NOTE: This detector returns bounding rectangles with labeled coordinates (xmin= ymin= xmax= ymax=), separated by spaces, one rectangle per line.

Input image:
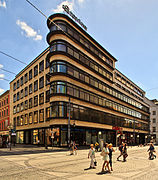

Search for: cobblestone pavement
xmin=0 ymin=146 xmax=158 ymax=180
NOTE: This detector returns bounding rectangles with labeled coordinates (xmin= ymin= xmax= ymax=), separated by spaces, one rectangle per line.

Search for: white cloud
xmin=0 ymin=88 xmax=4 ymax=94
xmin=0 ymin=64 xmax=3 ymax=69
xmin=0 ymin=74 xmax=4 ymax=78
xmin=53 ymin=1 xmax=74 ymax=13
xmin=16 ymin=20 xmax=42 ymax=41
xmin=34 ymin=34 xmax=42 ymax=41
xmin=77 ymin=0 xmax=84 ymax=4
xmin=0 ymin=0 xmax=6 ymax=8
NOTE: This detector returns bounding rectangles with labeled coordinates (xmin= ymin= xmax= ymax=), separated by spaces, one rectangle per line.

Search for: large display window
xmin=16 ymin=131 xmax=24 ymax=144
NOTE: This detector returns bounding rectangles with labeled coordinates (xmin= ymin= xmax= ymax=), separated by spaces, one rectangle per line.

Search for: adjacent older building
xmin=144 ymin=98 xmax=158 ymax=143
xmin=10 ymin=13 xmax=150 ymax=146
xmin=0 ymin=90 xmax=10 ymax=146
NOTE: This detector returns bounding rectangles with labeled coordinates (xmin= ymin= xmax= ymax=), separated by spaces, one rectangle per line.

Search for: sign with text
xmin=62 ymin=5 xmax=87 ymax=31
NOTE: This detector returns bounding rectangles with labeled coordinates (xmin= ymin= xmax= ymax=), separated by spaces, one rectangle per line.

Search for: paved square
xmin=0 ymin=146 xmax=157 ymax=180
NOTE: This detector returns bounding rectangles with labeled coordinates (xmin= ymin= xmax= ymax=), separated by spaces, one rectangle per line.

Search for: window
xmin=6 ymin=107 xmax=8 ymax=115
xmin=153 ymin=111 xmax=156 ymax=115
xmin=17 ymin=80 xmax=19 ymax=88
xmin=46 ymin=90 xmax=50 ymax=102
xmin=46 ymin=107 xmax=50 ymax=119
xmin=29 ymin=98 xmax=33 ymax=108
xmin=13 ymin=83 xmax=16 ymax=91
xmin=29 ymin=84 xmax=33 ymax=94
xmin=34 ymin=111 xmax=38 ymax=123
xmin=17 ymin=92 xmax=20 ymax=101
xmin=46 ymin=58 xmax=49 ymax=68
xmin=21 ymin=89 xmax=23 ymax=99
xmin=34 ymin=80 xmax=38 ymax=92
xmin=25 ymin=114 xmax=28 ymax=125
xmin=13 ymin=117 xmax=16 ymax=127
xmin=24 ymin=73 xmax=28 ymax=83
xmin=21 ymin=102 xmax=24 ymax=111
xmin=20 ymin=115 xmax=24 ymax=126
xmin=29 ymin=69 xmax=32 ymax=80
xmin=39 ymin=60 xmax=44 ymax=72
xmin=46 ymin=74 xmax=50 ymax=85
xmin=25 ymin=87 xmax=28 ymax=96
xmin=50 ymin=41 xmax=66 ymax=52
xmin=153 ymin=127 xmax=156 ymax=132
xmin=39 ymin=109 xmax=44 ymax=122
xmin=17 ymin=116 xmax=20 ymax=126
xmin=39 ymin=76 xmax=44 ymax=89
xmin=20 ymin=76 xmax=23 ymax=86
xmin=34 ymin=65 xmax=38 ymax=77
xmin=39 ymin=93 xmax=44 ymax=104
xmin=34 ymin=95 xmax=38 ymax=107
xmin=13 ymin=106 xmax=16 ymax=114
xmin=25 ymin=100 xmax=28 ymax=110
xmin=29 ymin=113 xmax=33 ymax=124
xmin=153 ymin=118 xmax=156 ymax=123
xmin=13 ymin=94 xmax=16 ymax=102
xmin=17 ymin=104 xmax=20 ymax=112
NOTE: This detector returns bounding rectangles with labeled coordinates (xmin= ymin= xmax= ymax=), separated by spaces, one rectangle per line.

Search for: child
xmin=88 ymin=144 xmax=96 ymax=169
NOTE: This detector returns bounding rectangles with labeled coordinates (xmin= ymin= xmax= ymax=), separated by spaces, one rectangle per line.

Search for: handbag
xmin=94 ymin=159 xmax=97 ymax=166
xmin=100 ymin=149 xmax=106 ymax=156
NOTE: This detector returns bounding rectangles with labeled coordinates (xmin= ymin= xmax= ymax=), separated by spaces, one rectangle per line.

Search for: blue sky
xmin=0 ymin=0 xmax=158 ymax=99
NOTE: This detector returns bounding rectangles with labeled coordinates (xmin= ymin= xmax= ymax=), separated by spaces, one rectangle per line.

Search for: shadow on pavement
xmin=0 ymin=148 xmax=68 ymax=156
xmin=96 ymin=171 xmax=110 ymax=175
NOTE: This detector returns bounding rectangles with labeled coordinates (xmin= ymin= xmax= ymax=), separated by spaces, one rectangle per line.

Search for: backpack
xmin=119 ymin=145 xmax=122 ymax=151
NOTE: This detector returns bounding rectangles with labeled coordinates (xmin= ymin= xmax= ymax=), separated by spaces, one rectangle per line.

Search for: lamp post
xmin=68 ymin=97 xmax=71 ymax=149
xmin=137 ymin=134 xmax=139 ymax=145
xmin=131 ymin=134 xmax=133 ymax=147
xmin=145 ymin=135 xmax=147 ymax=145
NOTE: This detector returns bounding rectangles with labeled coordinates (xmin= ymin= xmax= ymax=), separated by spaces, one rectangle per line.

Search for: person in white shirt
xmin=101 ymin=143 xmax=110 ymax=173
xmin=88 ymin=144 xmax=96 ymax=169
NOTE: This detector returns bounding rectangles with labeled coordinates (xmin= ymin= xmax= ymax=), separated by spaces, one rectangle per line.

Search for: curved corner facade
xmin=10 ymin=13 xmax=150 ymax=147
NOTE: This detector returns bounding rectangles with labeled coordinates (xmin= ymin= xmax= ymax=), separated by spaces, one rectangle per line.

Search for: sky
xmin=0 ymin=0 xmax=158 ymax=99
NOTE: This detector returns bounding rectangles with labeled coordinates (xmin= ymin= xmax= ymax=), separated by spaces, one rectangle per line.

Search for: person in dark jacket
xmin=108 ymin=143 xmax=115 ymax=171
xmin=123 ymin=143 xmax=128 ymax=162
xmin=117 ymin=142 xmax=124 ymax=161
xmin=148 ymin=143 xmax=156 ymax=159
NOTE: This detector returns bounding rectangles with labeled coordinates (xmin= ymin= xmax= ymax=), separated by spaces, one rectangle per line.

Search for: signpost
xmin=112 ymin=126 xmax=123 ymax=149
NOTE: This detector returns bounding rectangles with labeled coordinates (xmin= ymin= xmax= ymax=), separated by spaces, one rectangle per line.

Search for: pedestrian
xmin=117 ymin=142 xmax=124 ymax=161
xmin=88 ymin=144 xmax=96 ymax=169
xmin=123 ymin=143 xmax=128 ymax=162
xmin=147 ymin=143 xmax=156 ymax=160
xmin=101 ymin=143 xmax=110 ymax=173
xmin=108 ymin=143 xmax=115 ymax=171
xmin=73 ymin=141 xmax=77 ymax=155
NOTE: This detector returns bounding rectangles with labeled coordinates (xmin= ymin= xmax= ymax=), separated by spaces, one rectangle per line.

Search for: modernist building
xmin=144 ymin=98 xmax=158 ymax=143
xmin=0 ymin=90 xmax=10 ymax=146
xmin=10 ymin=13 xmax=150 ymax=146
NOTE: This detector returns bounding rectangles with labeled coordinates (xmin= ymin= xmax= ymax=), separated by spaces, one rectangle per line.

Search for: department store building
xmin=10 ymin=13 xmax=150 ymax=146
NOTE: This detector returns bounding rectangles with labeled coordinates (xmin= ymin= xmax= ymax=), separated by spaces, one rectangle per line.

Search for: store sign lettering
xmin=62 ymin=5 xmax=87 ymax=31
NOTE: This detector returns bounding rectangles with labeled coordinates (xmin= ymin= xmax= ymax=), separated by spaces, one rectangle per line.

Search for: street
xmin=0 ymin=146 xmax=158 ymax=180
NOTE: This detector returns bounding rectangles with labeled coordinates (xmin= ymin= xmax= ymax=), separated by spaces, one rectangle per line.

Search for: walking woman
xmin=108 ymin=143 xmax=115 ymax=171
xmin=101 ymin=143 xmax=110 ymax=173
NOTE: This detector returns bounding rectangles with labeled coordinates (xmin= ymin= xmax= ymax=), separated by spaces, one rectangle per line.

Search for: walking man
xmin=88 ymin=144 xmax=96 ymax=169
xmin=117 ymin=142 xmax=124 ymax=161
